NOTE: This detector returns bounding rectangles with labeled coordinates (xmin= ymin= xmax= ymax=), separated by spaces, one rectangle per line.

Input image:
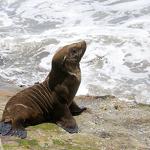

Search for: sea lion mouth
xmin=76 ymin=40 xmax=86 ymax=55
xmin=80 ymin=40 xmax=86 ymax=54
xmin=77 ymin=40 xmax=86 ymax=62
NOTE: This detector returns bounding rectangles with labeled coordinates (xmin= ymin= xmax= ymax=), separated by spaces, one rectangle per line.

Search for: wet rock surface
xmin=0 ymin=87 xmax=150 ymax=150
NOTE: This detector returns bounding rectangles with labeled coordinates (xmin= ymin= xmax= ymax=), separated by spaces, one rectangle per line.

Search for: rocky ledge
xmin=0 ymin=86 xmax=150 ymax=150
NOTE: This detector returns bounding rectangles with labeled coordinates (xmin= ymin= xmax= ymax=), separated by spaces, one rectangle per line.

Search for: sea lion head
xmin=52 ymin=41 xmax=86 ymax=74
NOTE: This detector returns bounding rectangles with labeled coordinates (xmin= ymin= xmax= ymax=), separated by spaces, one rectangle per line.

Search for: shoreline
xmin=1 ymin=81 xmax=150 ymax=106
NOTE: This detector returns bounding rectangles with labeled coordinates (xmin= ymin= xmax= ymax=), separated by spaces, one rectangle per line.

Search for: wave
xmin=0 ymin=0 xmax=150 ymax=104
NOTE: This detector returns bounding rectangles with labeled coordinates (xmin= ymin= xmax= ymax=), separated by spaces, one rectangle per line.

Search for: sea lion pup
xmin=0 ymin=41 xmax=87 ymax=139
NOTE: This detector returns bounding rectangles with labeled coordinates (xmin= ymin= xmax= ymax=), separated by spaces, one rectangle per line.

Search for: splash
xmin=0 ymin=0 xmax=150 ymax=104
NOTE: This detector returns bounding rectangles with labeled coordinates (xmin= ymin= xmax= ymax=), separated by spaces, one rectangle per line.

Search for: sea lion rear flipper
xmin=14 ymin=129 xmax=27 ymax=139
xmin=56 ymin=104 xmax=78 ymax=133
xmin=0 ymin=122 xmax=11 ymax=135
xmin=0 ymin=122 xmax=27 ymax=139
xmin=7 ymin=128 xmax=27 ymax=139
xmin=69 ymin=101 xmax=87 ymax=116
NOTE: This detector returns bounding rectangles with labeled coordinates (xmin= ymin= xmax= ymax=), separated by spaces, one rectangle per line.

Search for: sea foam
xmin=0 ymin=0 xmax=150 ymax=104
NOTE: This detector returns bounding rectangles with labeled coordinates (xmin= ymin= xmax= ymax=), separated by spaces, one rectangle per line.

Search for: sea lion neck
xmin=43 ymin=41 xmax=86 ymax=91
xmin=44 ymin=68 xmax=67 ymax=91
xmin=43 ymin=63 xmax=80 ymax=92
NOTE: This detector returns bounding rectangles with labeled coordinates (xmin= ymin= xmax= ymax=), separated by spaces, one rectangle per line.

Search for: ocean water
xmin=0 ymin=0 xmax=150 ymax=104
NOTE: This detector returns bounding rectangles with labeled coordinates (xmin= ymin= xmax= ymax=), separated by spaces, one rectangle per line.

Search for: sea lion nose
xmin=80 ymin=40 xmax=86 ymax=50
xmin=80 ymin=40 xmax=86 ymax=56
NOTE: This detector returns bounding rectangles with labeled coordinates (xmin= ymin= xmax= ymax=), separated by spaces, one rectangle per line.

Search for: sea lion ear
xmin=62 ymin=56 xmax=67 ymax=65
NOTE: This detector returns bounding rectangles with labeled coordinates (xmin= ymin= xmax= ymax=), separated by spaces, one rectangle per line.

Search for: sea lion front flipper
xmin=69 ymin=101 xmax=87 ymax=116
xmin=56 ymin=104 xmax=78 ymax=133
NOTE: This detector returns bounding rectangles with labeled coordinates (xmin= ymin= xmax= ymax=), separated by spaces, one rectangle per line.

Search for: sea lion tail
xmin=0 ymin=122 xmax=27 ymax=139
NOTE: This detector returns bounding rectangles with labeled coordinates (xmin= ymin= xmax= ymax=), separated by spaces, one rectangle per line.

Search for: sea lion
xmin=0 ymin=41 xmax=87 ymax=139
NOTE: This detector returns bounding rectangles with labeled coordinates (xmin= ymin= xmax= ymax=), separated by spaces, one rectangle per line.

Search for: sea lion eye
xmin=71 ymin=48 xmax=77 ymax=55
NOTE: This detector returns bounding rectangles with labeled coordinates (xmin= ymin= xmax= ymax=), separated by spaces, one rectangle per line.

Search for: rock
xmin=0 ymin=87 xmax=150 ymax=150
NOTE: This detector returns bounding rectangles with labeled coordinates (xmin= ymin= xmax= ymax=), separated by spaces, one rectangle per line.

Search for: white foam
xmin=1 ymin=0 xmax=150 ymax=104
xmin=0 ymin=12 xmax=13 ymax=27
xmin=39 ymin=44 xmax=57 ymax=70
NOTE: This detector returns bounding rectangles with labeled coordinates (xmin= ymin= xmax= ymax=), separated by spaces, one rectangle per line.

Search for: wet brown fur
xmin=1 ymin=41 xmax=87 ymax=135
